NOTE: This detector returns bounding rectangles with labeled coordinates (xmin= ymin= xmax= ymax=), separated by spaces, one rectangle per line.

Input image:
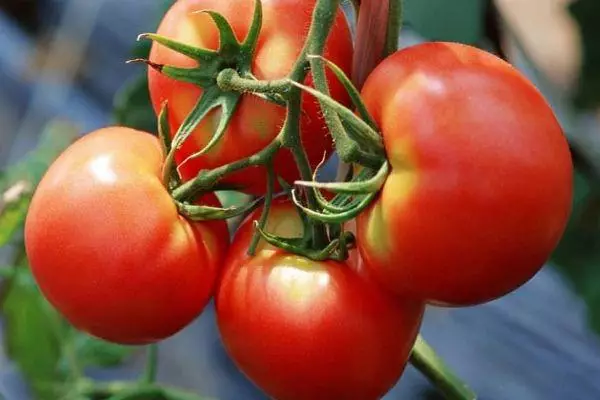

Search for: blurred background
xmin=2 ymin=0 xmax=600 ymax=399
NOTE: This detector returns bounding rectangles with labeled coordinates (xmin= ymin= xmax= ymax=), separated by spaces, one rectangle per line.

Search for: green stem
xmin=142 ymin=344 xmax=158 ymax=384
xmin=293 ymin=190 xmax=377 ymax=224
xmin=247 ymin=163 xmax=275 ymax=255
xmin=303 ymin=0 xmax=387 ymax=170
xmin=295 ymin=161 xmax=388 ymax=194
xmin=171 ymin=139 xmax=282 ymax=201
xmin=289 ymin=78 xmax=384 ymax=158
xmin=410 ymin=336 xmax=477 ymax=400
xmin=171 ymin=0 xmax=345 ymax=204
xmin=62 ymin=328 xmax=83 ymax=382
xmin=288 ymin=0 xmax=341 ymax=81
xmin=285 ymin=0 xmax=345 ymax=249
xmin=385 ymin=0 xmax=403 ymax=56
xmin=282 ymin=99 xmax=328 ymax=249
xmin=305 ymin=0 xmax=340 ymax=60
xmin=217 ymin=68 xmax=290 ymax=95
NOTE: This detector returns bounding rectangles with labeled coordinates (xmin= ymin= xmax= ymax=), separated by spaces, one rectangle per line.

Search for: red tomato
xmin=357 ymin=42 xmax=573 ymax=306
xmin=24 ymin=127 xmax=229 ymax=344
xmin=148 ymin=0 xmax=353 ymax=195
xmin=216 ymin=200 xmax=424 ymax=400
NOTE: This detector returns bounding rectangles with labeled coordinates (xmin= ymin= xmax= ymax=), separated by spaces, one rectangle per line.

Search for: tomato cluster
xmin=23 ymin=1 xmax=573 ymax=399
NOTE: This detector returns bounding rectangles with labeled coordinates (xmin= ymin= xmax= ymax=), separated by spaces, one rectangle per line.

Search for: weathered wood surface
xmin=78 ymin=266 xmax=599 ymax=400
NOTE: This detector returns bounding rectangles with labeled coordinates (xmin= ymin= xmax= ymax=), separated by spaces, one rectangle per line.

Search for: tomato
xmin=356 ymin=42 xmax=573 ymax=306
xmin=148 ymin=0 xmax=353 ymax=194
xmin=24 ymin=127 xmax=229 ymax=344
xmin=216 ymin=200 xmax=424 ymax=400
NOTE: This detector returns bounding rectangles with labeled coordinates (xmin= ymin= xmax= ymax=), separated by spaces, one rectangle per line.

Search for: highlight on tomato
xmin=356 ymin=41 xmax=573 ymax=306
xmin=24 ymin=127 xmax=229 ymax=345
xmin=147 ymin=0 xmax=354 ymax=194
xmin=216 ymin=199 xmax=425 ymax=400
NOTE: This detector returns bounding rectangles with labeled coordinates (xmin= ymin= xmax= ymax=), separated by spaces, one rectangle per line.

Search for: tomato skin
xmin=216 ymin=200 xmax=424 ymax=400
xmin=24 ymin=127 xmax=229 ymax=344
xmin=357 ymin=42 xmax=573 ymax=306
xmin=148 ymin=0 xmax=353 ymax=194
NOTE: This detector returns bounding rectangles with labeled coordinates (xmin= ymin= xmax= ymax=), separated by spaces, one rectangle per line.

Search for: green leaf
xmin=569 ymin=0 xmax=600 ymax=109
xmin=551 ymin=167 xmax=600 ymax=334
xmin=0 ymin=121 xmax=78 ymax=248
xmin=0 ymin=121 xmax=78 ymax=188
xmin=73 ymin=335 xmax=134 ymax=368
xmin=112 ymin=0 xmax=176 ymax=134
xmin=0 ymin=182 xmax=32 ymax=248
xmin=112 ymin=74 xmax=158 ymax=134
xmin=2 ymin=267 xmax=66 ymax=399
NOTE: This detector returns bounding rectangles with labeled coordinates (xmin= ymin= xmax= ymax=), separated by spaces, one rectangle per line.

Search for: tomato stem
xmin=285 ymin=98 xmax=329 ymax=249
xmin=247 ymin=163 xmax=275 ymax=255
xmin=171 ymin=138 xmax=282 ymax=202
xmin=177 ymin=196 xmax=265 ymax=221
xmin=385 ymin=0 xmax=403 ymax=56
xmin=308 ymin=55 xmax=378 ymax=130
xmin=288 ymin=79 xmax=385 ymax=161
xmin=165 ymin=0 xmax=381 ymax=258
xmin=217 ymin=68 xmax=290 ymax=95
xmin=158 ymin=104 xmax=182 ymax=190
xmin=410 ymin=335 xmax=477 ymax=400
xmin=296 ymin=161 xmax=388 ymax=194
xmin=293 ymin=189 xmax=377 ymax=223
xmin=142 ymin=344 xmax=159 ymax=384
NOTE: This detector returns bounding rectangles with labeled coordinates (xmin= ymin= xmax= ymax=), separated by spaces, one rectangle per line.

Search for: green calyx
xmin=254 ymin=220 xmax=356 ymax=261
xmin=291 ymin=161 xmax=388 ymax=225
xmin=135 ymin=0 xmax=264 ymax=184
xmin=141 ymin=0 xmax=389 ymax=263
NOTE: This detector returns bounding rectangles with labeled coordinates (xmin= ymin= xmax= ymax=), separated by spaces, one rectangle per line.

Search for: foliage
xmin=0 ymin=122 xmax=133 ymax=399
xmin=112 ymin=0 xmax=175 ymax=134
xmin=0 ymin=121 xmax=77 ymax=247
xmin=569 ymin=0 xmax=600 ymax=109
xmin=551 ymin=158 xmax=600 ymax=334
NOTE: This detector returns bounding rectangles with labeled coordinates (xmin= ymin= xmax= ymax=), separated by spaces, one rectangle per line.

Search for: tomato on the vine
xmin=25 ymin=127 xmax=229 ymax=345
xmin=356 ymin=42 xmax=573 ymax=306
xmin=148 ymin=0 xmax=353 ymax=194
xmin=216 ymin=200 xmax=424 ymax=400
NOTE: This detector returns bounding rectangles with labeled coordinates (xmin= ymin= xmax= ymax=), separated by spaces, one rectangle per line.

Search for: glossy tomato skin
xmin=216 ymin=200 xmax=424 ymax=400
xmin=148 ymin=0 xmax=353 ymax=195
xmin=357 ymin=42 xmax=573 ymax=306
xmin=24 ymin=127 xmax=229 ymax=344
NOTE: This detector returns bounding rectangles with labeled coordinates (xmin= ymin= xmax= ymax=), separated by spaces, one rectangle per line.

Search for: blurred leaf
xmin=112 ymin=0 xmax=175 ymax=134
xmin=0 ymin=182 xmax=32 ymax=248
xmin=113 ymin=74 xmax=158 ymax=134
xmin=403 ymin=0 xmax=486 ymax=44
xmin=0 ymin=121 xmax=77 ymax=397
xmin=0 ymin=122 xmax=78 ymax=248
xmin=216 ymin=191 xmax=254 ymax=235
xmin=131 ymin=38 xmax=153 ymax=60
xmin=551 ymin=166 xmax=600 ymax=334
xmin=73 ymin=335 xmax=134 ymax=368
xmin=0 ymin=121 xmax=79 ymax=188
xmin=569 ymin=0 xmax=600 ymax=109
xmin=2 ymin=267 xmax=65 ymax=400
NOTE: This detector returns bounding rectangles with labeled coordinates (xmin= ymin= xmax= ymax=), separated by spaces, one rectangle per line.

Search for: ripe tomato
xmin=24 ymin=127 xmax=229 ymax=344
xmin=148 ymin=0 xmax=353 ymax=194
xmin=357 ymin=42 xmax=573 ymax=306
xmin=216 ymin=200 xmax=424 ymax=400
